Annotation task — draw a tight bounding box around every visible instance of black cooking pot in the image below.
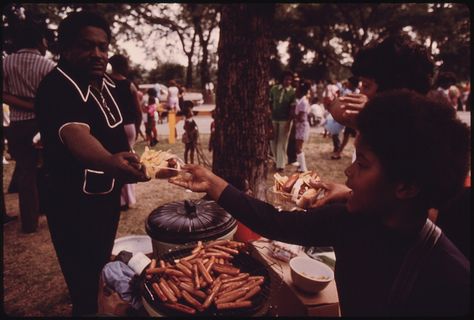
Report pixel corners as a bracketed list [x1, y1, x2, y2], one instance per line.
[145, 199, 238, 256]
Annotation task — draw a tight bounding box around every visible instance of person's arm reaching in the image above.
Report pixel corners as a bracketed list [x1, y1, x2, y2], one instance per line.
[169, 164, 345, 247]
[60, 124, 148, 183]
[3, 93, 35, 111]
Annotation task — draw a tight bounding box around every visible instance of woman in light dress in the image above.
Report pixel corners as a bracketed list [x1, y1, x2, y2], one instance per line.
[294, 80, 312, 172]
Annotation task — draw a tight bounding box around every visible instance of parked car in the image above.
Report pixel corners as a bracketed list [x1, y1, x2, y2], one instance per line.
[138, 83, 204, 106]
[308, 103, 326, 127]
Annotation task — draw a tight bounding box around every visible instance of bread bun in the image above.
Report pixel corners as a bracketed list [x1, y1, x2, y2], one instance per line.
[296, 187, 324, 209]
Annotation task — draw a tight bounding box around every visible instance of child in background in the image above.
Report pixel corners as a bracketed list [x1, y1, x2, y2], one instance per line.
[146, 96, 158, 146]
[182, 108, 199, 164]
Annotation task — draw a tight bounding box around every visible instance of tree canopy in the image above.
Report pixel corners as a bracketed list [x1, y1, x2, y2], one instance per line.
[2, 3, 470, 84]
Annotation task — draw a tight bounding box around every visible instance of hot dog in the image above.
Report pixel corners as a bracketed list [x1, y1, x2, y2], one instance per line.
[180, 259, 193, 270]
[219, 280, 247, 295]
[202, 280, 222, 309]
[181, 290, 204, 311]
[149, 258, 157, 270]
[193, 264, 200, 289]
[159, 278, 178, 303]
[175, 263, 193, 277]
[213, 244, 240, 255]
[214, 288, 248, 304]
[197, 260, 214, 284]
[221, 273, 250, 284]
[146, 267, 167, 275]
[212, 263, 240, 275]
[237, 286, 261, 302]
[205, 256, 215, 272]
[216, 300, 252, 310]
[163, 268, 186, 277]
[166, 278, 182, 299]
[152, 282, 168, 302]
[163, 302, 196, 314]
[178, 282, 207, 300]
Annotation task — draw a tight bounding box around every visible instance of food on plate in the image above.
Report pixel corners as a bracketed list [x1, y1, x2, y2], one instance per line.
[273, 171, 325, 209]
[145, 239, 265, 315]
[140, 147, 182, 179]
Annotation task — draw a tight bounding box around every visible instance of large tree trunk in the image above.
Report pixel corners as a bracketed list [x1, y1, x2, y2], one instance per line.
[213, 4, 274, 200]
[186, 56, 193, 88]
[200, 46, 210, 90]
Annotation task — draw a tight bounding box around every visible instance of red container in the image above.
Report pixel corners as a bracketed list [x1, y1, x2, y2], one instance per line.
[234, 221, 261, 242]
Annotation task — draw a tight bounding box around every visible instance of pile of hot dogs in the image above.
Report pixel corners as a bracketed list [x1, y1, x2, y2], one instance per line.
[145, 239, 266, 315]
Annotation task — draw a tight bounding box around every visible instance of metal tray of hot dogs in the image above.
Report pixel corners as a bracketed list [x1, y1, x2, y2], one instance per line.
[140, 240, 271, 316]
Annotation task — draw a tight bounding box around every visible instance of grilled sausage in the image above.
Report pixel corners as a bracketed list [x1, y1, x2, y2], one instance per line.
[221, 273, 250, 284]
[175, 263, 193, 277]
[214, 288, 248, 304]
[152, 282, 168, 302]
[197, 260, 213, 284]
[181, 290, 204, 311]
[202, 280, 222, 309]
[237, 286, 261, 302]
[163, 302, 196, 314]
[178, 282, 207, 300]
[166, 278, 182, 299]
[159, 278, 178, 302]
[216, 300, 252, 310]
[212, 263, 240, 275]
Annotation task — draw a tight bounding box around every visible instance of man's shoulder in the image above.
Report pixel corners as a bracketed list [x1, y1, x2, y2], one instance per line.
[37, 68, 79, 99]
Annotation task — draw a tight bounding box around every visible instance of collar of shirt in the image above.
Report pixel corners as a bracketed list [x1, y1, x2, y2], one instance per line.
[57, 61, 116, 103]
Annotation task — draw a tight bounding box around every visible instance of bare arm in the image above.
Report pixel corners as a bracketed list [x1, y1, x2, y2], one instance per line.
[168, 164, 229, 200]
[60, 124, 148, 183]
[328, 93, 368, 129]
[2, 93, 34, 111]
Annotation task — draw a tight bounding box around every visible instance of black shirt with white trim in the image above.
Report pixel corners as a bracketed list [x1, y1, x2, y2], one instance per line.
[36, 61, 129, 194]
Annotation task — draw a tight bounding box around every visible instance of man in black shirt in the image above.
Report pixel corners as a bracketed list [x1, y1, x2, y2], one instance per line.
[170, 90, 470, 316]
[35, 12, 148, 316]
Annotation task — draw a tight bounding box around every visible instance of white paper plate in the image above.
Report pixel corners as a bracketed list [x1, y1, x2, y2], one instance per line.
[112, 235, 153, 256]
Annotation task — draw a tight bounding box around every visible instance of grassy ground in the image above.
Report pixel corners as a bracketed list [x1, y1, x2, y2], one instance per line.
[2, 132, 354, 317]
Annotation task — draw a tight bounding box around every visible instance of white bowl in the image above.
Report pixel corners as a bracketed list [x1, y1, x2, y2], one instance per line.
[112, 235, 153, 256]
[289, 256, 334, 293]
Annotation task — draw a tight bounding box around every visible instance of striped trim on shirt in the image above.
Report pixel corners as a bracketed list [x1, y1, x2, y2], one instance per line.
[2, 49, 56, 122]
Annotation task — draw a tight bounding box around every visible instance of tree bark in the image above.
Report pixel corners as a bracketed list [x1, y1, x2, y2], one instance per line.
[213, 4, 274, 200]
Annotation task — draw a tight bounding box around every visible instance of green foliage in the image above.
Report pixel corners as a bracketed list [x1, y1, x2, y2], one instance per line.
[147, 63, 185, 84]
[271, 3, 470, 82]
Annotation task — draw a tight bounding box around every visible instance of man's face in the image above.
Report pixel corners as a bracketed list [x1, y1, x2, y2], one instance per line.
[359, 76, 378, 100]
[344, 135, 397, 216]
[283, 75, 293, 88]
[63, 26, 109, 79]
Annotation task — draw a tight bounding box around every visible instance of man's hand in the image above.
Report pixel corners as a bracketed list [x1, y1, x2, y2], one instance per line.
[307, 180, 352, 208]
[106, 152, 149, 183]
[168, 164, 228, 200]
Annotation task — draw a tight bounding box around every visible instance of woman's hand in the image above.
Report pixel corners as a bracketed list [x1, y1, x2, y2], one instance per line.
[168, 164, 228, 200]
[307, 180, 352, 208]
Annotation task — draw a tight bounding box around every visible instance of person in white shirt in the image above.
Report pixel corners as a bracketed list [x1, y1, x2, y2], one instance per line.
[294, 80, 312, 172]
[167, 79, 180, 112]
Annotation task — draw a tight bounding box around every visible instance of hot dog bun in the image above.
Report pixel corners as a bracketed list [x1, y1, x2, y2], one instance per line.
[296, 187, 325, 209]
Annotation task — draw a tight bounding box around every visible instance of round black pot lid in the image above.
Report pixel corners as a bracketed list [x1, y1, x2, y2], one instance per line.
[145, 199, 236, 244]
